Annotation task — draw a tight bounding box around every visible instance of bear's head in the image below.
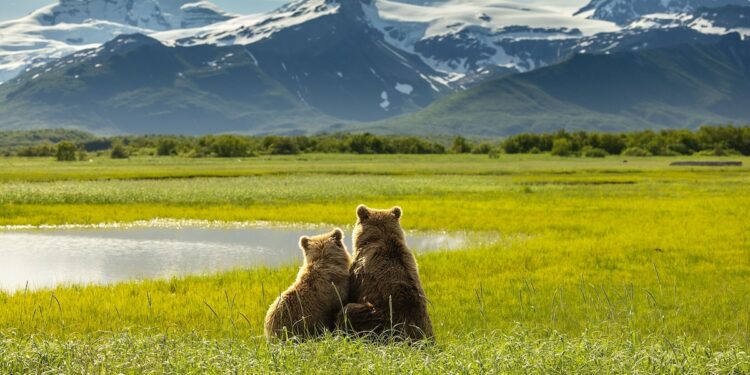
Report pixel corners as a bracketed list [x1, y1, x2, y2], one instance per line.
[353, 205, 405, 250]
[299, 228, 350, 266]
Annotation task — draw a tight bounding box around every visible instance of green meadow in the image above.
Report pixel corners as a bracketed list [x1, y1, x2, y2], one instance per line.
[0, 154, 749, 373]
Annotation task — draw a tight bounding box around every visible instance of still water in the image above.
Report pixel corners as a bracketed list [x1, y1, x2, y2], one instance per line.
[0, 221, 471, 292]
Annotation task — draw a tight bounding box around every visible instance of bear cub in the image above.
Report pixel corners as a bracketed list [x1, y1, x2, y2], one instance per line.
[337, 205, 434, 341]
[264, 228, 351, 340]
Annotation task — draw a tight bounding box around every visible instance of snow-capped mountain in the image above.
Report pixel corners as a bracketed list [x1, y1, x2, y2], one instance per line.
[32, 0, 232, 29]
[625, 5, 750, 36]
[1, 0, 750, 134]
[0, 33, 338, 134]
[0, 1, 452, 129]
[360, 0, 617, 83]
[576, 0, 750, 25]
[369, 33, 750, 136]
[156, 0, 750, 84]
[159, 0, 621, 84]
[0, 0, 232, 82]
[4, 0, 750, 86]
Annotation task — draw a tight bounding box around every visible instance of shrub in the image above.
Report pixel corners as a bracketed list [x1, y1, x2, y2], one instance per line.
[82, 139, 113, 152]
[622, 147, 652, 157]
[110, 142, 129, 159]
[550, 138, 573, 157]
[582, 147, 608, 158]
[5, 126, 750, 158]
[56, 142, 77, 161]
[212, 135, 250, 157]
[502, 133, 553, 154]
[18, 144, 55, 157]
[349, 133, 385, 154]
[471, 143, 493, 155]
[451, 136, 473, 154]
[666, 143, 692, 155]
[694, 146, 741, 157]
[389, 137, 445, 154]
[596, 134, 627, 155]
[157, 139, 179, 156]
[268, 137, 300, 155]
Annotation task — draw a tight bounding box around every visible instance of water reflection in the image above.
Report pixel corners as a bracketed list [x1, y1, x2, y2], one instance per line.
[0, 224, 470, 292]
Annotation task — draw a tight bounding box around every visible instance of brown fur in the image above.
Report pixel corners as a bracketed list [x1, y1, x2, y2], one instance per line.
[336, 205, 434, 341]
[264, 228, 351, 340]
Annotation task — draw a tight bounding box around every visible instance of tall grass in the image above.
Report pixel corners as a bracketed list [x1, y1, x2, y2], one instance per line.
[0, 155, 748, 371]
[1, 329, 748, 374]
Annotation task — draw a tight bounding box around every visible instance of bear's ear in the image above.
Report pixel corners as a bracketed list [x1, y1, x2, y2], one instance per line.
[299, 236, 311, 253]
[391, 206, 403, 219]
[356, 205, 370, 221]
[331, 228, 344, 243]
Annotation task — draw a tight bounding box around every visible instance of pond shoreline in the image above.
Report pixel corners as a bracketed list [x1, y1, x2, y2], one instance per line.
[0, 220, 483, 293]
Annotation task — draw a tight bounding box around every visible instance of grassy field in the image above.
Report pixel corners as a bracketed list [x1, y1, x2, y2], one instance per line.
[0, 154, 749, 373]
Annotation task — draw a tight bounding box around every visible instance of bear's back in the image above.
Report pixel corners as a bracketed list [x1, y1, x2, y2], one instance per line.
[350, 240, 431, 334]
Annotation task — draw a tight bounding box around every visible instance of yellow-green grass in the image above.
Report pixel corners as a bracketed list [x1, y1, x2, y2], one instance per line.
[0, 155, 749, 372]
[1, 153, 747, 182]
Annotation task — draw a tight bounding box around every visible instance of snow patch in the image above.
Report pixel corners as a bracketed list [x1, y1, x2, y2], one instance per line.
[369, 0, 619, 39]
[361, 0, 615, 79]
[380, 91, 390, 110]
[243, 48, 259, 66]
[395, 83, 413, 95]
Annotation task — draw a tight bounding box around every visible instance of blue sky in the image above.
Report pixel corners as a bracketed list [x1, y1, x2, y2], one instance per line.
[0, 0, 288, 21]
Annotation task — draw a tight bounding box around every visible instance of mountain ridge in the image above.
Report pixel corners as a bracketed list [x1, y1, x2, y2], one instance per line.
[0, 33, 337, 135]
[365, 33, 750, 136]
[0, 0, 233, 82]
[0, 0, 749, 135]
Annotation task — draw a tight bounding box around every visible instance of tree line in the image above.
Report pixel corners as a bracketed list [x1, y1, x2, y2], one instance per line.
[500, 126, 750, 157]
[10, 133, 448, 160]
[2, 126, 748, 161]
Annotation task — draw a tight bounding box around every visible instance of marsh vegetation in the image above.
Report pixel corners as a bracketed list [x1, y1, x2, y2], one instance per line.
[0, 154, 748, 372]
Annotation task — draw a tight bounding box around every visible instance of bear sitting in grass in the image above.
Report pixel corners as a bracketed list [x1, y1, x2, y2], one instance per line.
[264, 229, 351, 340]
[336, 205, 434, 341]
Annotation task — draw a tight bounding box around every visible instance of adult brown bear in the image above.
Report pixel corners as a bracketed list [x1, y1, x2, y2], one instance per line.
[336, 205, 433, 341]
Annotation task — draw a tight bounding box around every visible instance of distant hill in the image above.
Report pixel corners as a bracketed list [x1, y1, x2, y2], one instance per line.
[3, 0, 750, 136]
[0, 129, 95, 149]
[366, 34, 750, 136]
[0, 34, 339, 135]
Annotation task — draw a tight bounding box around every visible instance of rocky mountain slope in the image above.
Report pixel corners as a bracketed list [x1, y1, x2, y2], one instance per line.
[0, 0, 749, 134]
[368, 34, 750, 135]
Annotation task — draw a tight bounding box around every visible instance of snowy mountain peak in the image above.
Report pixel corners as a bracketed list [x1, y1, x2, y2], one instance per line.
[29, 0, 233, 30]
[159, 0, 343, 46]
[0, 0, 234, 83]
[577, 0, 750, 25]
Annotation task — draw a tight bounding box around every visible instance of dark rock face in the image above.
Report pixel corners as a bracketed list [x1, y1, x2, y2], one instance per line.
[243, 0, 446, 122]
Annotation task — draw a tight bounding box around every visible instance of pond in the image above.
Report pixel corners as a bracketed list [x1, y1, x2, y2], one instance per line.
[0, 220, 474, 293]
